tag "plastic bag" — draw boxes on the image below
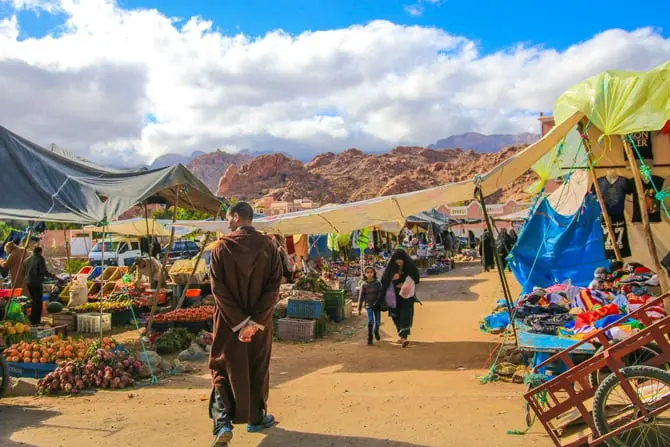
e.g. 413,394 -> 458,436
5,300 -> 26,323
384,285 -> 396,309
399,277 -> 415,299
69,278 -> 88,307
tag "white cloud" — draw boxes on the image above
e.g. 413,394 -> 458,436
0,0 -> 669,166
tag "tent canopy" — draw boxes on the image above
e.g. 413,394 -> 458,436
406,208 -> 450,226
0,126 -> 222,224
84,217 -> 196,238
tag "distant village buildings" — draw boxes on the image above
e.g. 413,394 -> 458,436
254,198 -> 321,216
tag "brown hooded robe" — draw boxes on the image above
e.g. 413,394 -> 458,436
208,227 -> 282,424
1,242 -> 26,293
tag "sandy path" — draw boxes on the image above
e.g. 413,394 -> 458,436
0,263 -> 551,446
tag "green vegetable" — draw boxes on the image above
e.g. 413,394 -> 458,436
153,328 -> 193,354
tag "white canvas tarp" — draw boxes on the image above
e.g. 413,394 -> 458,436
85,217 -> 196,238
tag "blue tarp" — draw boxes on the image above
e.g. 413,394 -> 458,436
509,193 -> 608,293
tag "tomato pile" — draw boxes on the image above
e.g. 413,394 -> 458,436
3,335 -> 98,364
153,305 -> 215,322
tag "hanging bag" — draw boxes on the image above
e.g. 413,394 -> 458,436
399,276 -> 416,299
384,284 -> 397,309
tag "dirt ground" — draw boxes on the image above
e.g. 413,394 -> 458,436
0,263 -> 551,446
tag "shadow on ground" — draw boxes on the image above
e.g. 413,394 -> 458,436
258,427 -> 431,446
0,404 -> 60,446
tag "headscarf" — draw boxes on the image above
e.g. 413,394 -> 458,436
4,241 -> 17,253
380,249 -> 419,294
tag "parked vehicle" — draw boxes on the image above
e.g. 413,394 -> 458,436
162,240 -> 200,261
88,237 -> 146,267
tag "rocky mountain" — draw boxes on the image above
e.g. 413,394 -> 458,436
215,145 -> 538,204
429,132 -> 539,153
150,151 -> 206,170
186,150 -> 253,192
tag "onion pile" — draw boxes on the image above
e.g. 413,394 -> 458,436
38,349 -> 141,394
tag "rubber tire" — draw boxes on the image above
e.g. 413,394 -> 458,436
0,354 -> 8,399
589,343 -> 665,388
592,365 -> 670,447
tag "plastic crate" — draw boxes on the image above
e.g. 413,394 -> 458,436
7,362 -> 57,379
87,282 -> 102,299
87,266 -> 103,280
323,289 -> 346,308
77,266 -> 93,276
30,326 -> 55,339
287,299 -> 323,320
277,318 -> 316,342
325,306 -> 344,323
76,313 -> 112,333
0,288 -> 22,298
45,312 -> 76,333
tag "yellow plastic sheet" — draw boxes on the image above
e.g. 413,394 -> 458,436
553,61 -> 670,134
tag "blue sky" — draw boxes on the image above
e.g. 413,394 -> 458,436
8,0 -> 669,51
0,0 -> 668,164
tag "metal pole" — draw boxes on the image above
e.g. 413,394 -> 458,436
476,186 -> 518,346
99,226 -> 106,343
146,186 -> 180,332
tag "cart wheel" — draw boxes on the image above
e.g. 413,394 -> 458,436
0,354 -> 8,398
592,365 -> 670,447
589,343 -> 666,388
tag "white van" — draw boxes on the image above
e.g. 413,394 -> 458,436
88,237 -> 146,267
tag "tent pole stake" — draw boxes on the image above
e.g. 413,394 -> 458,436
620,136 -> 670,312
475,187 -> 518,346
579,125 -> 623,262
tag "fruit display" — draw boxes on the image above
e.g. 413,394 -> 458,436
153,306 -> 215,322
106,291 -> 131,303
152,328 -> 193,354
38,349 -> 140,394
70,300 -> 133,313
46,301 -> 64,314
1,321 -> 31,346
3,335 -> 93,364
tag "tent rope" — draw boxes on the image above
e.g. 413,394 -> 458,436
626,134 -> 670,220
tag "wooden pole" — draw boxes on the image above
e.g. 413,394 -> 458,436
476,187 -> 518,346
146,187 -> 180,332
99,225 -> 106,343
621,137 -> 670,312
3,228 -> 33,321
580,129 -> 623,262
174,207 -> 222,309
64,228 -> 73,280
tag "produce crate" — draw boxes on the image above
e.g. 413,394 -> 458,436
277,318 -> 316,342
45,312 -> 76,332
111,309 -> 132,327
100,266 -> 120,282
173,320 -> 211,334
287,299 -> 323,319
325,306 -> 344,323
30,326 -> 55,339
87,282 -> 102,299
101,281 -> 118,298
87,266 -> 103,280
343,299 -> 353,320
0,288 -> 22,298
323,289 -> 346,308
7,362 -> 57,379
151,321 -> 173,333
76,313 -> 112,333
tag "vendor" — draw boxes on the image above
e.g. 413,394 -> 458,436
23,246 -> 58,325
0,241 -> 27,293
128,257 -> 164,289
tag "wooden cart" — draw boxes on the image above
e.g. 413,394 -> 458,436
524,294 -> 670,446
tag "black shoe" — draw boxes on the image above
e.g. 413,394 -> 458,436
374,330 -> 380,341
367,336 -> 373,345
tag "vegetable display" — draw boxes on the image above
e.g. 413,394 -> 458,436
70,301 -> 133,313
152,328 -> 193,354
106,292 -> 131,303
153,306 -> 215,322
294,273 -> 329,293
38,349 -> 140,394
1,321 -> 31,346
3,335 -> 95,363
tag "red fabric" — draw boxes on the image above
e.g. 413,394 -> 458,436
634,266 -> 651,274
661,119 -> 670,135
285,236 -> 295,255
573,303 -> 620,330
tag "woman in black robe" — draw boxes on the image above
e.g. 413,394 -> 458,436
479,230 -> 495,272
380,250 -> 420,348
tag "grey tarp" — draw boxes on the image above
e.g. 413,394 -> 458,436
0,125 -> 222,224
406,208 -> 450,226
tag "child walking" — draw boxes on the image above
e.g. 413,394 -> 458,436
358,265 -> 382,345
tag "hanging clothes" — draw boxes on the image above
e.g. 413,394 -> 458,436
285,236 -> 295,255
600,219 -> 631,259
592,176 -> 630,219
631,175 -> 664,223
623,132 -> 653,161
293,234 -> 308,258
327,233 -> 340,252
357,228 -> 370,252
